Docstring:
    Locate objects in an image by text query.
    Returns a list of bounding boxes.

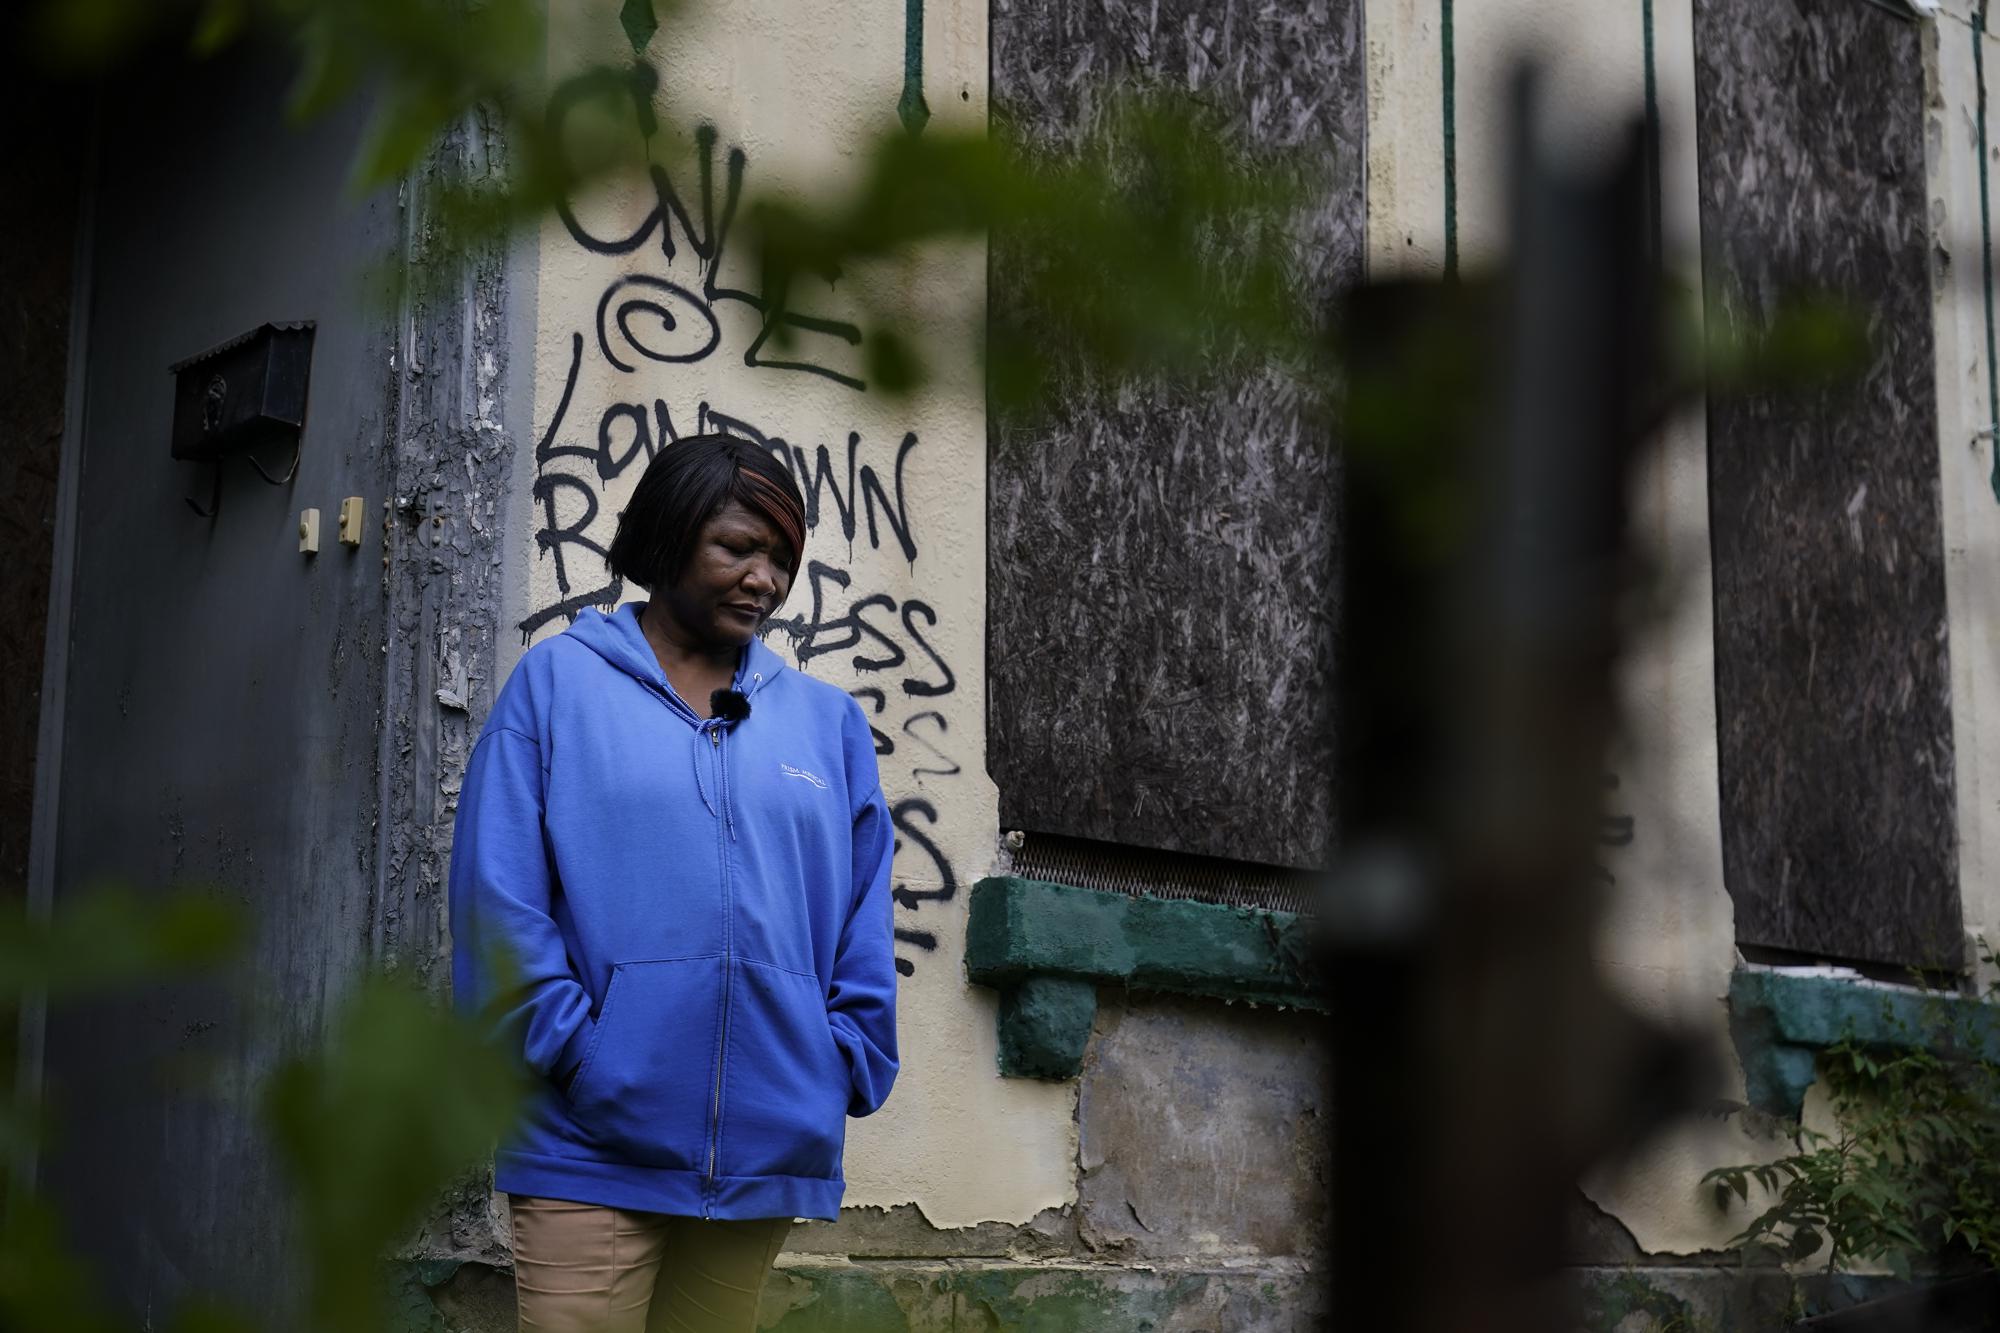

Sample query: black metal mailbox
[169,321,315,462]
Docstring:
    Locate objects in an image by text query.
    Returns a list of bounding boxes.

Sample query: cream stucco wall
[1928,1,2000,986]
[518,0,1075,1229]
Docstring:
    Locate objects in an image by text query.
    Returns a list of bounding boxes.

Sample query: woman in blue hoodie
[448,433,899,1332]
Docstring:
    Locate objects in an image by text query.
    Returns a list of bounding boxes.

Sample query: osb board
[987,0,1363,870]
[1694,0,1960,968]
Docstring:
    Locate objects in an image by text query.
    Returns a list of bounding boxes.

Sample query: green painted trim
[1641,0,1661,269]
[1441,0,1458,279]
[1728,970,2000,1118]
[1976,7,2000,503]
[965,877,1321,1079]
[996,975,1099,1080]
[967,877,1321,1005]
[899,0,930,136]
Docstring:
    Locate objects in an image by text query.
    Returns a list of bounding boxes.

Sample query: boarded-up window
[987,0,1364,871]
[1694,0,1960,968]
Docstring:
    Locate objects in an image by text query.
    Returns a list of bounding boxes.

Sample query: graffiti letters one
[519,91,960,976]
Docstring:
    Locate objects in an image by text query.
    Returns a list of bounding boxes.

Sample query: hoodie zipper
[705,722,730,1218]
[641,676,735,1218]
[699,677,756,1213]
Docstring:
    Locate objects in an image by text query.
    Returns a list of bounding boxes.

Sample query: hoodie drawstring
[690,724,718,819]
[718,725,736,842]
[689,719,738,840]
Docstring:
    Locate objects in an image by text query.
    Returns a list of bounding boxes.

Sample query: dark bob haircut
[605,433,808,592]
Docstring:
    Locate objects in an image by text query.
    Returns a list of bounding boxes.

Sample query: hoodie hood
[561,601,790,841]
[563,601,788,712]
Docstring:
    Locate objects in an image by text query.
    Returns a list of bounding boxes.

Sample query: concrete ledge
[408,1256,1323,1333]
[965,877,1320,1079]
[1727,969,2000,1118]
[763,1255,1323,1332]
[1572,1265,1920,1333]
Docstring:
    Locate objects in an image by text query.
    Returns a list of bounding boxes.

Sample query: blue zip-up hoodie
[447,601,899,1221]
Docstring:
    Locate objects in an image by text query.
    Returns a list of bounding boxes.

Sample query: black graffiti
[764,566,954,703]
[596,274,720,370]
[539,398,674,482]
[902,711,961,784]
[891,799,955,910]
[898,602,953,696]
[805,432,920,565]
[535,337,681,486]
[535,332,585,470]
[894,928,938,976]
[890,797,956,976]
[743,309,866,391]
[697,404,790,471]
[793,436,864,540]
[597,403,660,480]
[520,403,926,652]
[533,473,610,596]
[865,437,919,564]
[517,578,625,644]
[548,69,730,265]
[704,409,921,563]
[846,695,963,787]
[767,562,869,663]
[519,368,627,641]
[850,687,894,755]
[548,75,865,388]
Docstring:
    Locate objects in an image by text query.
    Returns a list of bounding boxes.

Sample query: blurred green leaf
[190,0,249,55]
[0,880,248,1002]
[742,89,1333,406]
[263,971,528,1333]
[0,1192,128,1333]
[30,0,167,69]
[1694,287,1869,396]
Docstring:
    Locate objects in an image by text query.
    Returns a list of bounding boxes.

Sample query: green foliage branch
[0,883,532,1333]
[1704,971,2000,1282]
[739,90,1334,409]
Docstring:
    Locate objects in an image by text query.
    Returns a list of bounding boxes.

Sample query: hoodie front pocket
[721,961,850,1181]
[566,955,723,1173]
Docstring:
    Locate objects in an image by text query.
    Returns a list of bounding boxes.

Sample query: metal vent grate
[1006,832,1321,916]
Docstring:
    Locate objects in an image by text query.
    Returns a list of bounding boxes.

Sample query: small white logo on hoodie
[780,763,829,790]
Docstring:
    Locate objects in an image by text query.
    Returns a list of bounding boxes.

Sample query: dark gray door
[41,44,393,1322]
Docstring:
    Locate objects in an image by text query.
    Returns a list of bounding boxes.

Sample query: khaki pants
[508,1195,792,1333]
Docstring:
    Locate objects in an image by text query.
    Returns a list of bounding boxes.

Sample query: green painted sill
[963,876,1322,1080]
[1729,969,2000,1119]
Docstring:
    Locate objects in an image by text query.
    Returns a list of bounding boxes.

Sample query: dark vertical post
[1325,70,1690,1330]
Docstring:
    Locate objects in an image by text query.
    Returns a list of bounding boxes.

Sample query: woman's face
[658,499,796,649]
